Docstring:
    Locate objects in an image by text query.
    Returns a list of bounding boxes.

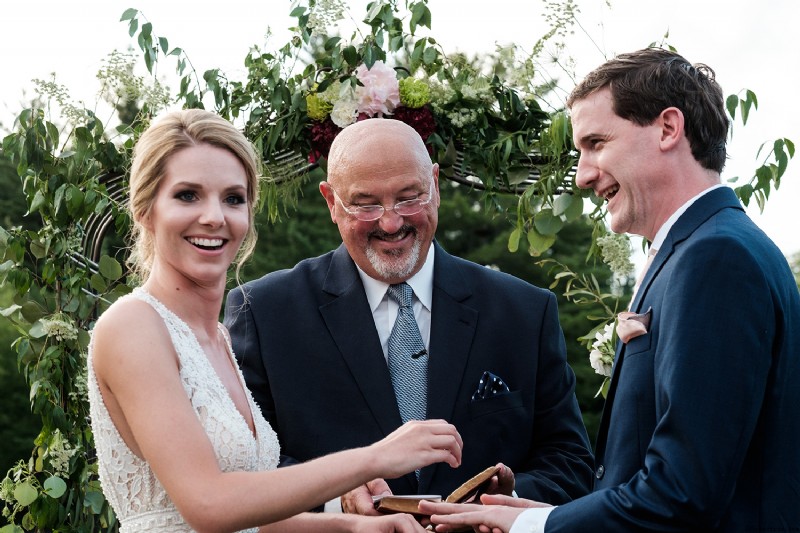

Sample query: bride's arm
[258,512,428,533]
[93,301,462,533]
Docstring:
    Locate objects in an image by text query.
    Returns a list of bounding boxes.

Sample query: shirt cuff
[509,506,556,533]
[323,497,343,513]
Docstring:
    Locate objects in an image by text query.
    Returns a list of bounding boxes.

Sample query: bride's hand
[418,500,528,533]
[371,420,462,478]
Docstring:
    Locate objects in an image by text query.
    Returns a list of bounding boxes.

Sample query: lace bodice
[87,289,280,532]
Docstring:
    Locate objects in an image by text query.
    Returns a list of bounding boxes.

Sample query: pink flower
[616,307,652,344]
[355,60,400,116]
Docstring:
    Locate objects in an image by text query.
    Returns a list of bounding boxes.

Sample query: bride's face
[143,142,250,287]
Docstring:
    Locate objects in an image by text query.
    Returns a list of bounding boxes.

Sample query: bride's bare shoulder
[92,296,173,369]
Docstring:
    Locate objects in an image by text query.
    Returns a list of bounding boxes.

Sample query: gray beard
[365,236,422,281]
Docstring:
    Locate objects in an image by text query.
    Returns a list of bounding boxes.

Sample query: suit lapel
[595,187,745,459]
[318,245,403,437]
[419,245,478,493]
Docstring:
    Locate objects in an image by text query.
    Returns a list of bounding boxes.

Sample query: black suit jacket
[225,242,593,502]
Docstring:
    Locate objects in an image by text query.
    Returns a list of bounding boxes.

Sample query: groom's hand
[342,478,392,516]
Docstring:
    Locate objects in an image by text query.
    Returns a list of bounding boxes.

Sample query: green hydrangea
[306,92,334,121]
[399,77,431,108]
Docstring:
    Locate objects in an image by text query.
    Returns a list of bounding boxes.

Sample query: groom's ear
[658,107,685,152]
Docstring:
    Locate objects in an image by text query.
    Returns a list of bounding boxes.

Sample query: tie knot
[388,282,413,308]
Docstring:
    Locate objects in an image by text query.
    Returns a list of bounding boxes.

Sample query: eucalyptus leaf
[13,481,38,507]
[527,228,556,256]
[91,273,108,293]
[563,195,584,221]
[533,209,564,236]
[83,491,106,514]
[43,476,68,499]
[552,194,573,216]
[120,8,138,21]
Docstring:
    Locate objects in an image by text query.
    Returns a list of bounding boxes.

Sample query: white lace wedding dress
[87,289,281,532]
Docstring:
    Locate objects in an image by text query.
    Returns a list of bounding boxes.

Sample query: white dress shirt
[324,250,435,513]
[356,249,435,359]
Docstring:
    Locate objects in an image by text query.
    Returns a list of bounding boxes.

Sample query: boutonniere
[616,307,652,344]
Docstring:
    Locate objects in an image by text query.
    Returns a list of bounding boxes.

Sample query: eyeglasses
[331,181,435,222]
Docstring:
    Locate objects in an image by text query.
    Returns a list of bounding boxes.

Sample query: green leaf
[342,46,358,66]
[84,490,106,514]
[159,36,169,54]
[508,227,521,253]
[324,36,341,51]
[527,228,556,256]
[99,255,123,281]
[289,6,306,17]
[66,185,84,215]
[422,46,437,65]
[533,208,564,236]
[28,190,46,215]
[507,166,529,185]
[564,195,584,221]
[13,481,38,506]
[552,194,573,216]
[30,240,47,259]
[0,524,25,532]
[120,7,138,21]
[128,18,138,38]
[725,94,738,120]
[91,273,108,293]
[43,476,67,499]
[29,320,47,339]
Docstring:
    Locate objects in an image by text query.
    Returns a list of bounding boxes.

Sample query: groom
[422,47,800,532]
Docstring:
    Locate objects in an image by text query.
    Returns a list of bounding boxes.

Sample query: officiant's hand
[342,478,391,516]
[482,463,515,497]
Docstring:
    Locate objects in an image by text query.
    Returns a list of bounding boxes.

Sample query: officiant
[224,118,594,514]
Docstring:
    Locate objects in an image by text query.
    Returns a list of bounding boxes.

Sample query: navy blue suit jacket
[547,187,800,531]
[225,242,593,503]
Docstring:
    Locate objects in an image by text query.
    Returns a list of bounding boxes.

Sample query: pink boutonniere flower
[616,307,652,344]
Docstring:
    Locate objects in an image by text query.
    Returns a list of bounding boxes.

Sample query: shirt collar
[651,184,724,251]
[357,246,435,313]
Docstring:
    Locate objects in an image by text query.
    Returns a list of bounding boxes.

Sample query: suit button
[595,464,605,479]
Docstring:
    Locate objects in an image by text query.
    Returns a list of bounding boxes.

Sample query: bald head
[327,119,433,187]
[319,117,440,284]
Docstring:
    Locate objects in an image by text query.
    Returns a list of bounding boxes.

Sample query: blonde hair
[127,109,261,281]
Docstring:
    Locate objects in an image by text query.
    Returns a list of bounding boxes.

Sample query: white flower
[331,87,358,128]
[40,313,78,342]
[596,233,634,278]
[589,323,615,377]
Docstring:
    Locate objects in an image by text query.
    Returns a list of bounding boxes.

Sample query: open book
[373,465,501,516]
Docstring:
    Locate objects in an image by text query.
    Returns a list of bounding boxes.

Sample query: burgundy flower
[391,105,436,142]
[308,118,342,162]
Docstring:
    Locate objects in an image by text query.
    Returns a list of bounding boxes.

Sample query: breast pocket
[468,390,524,420]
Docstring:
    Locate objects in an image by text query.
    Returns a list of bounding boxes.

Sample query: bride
[87,109,463,533]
